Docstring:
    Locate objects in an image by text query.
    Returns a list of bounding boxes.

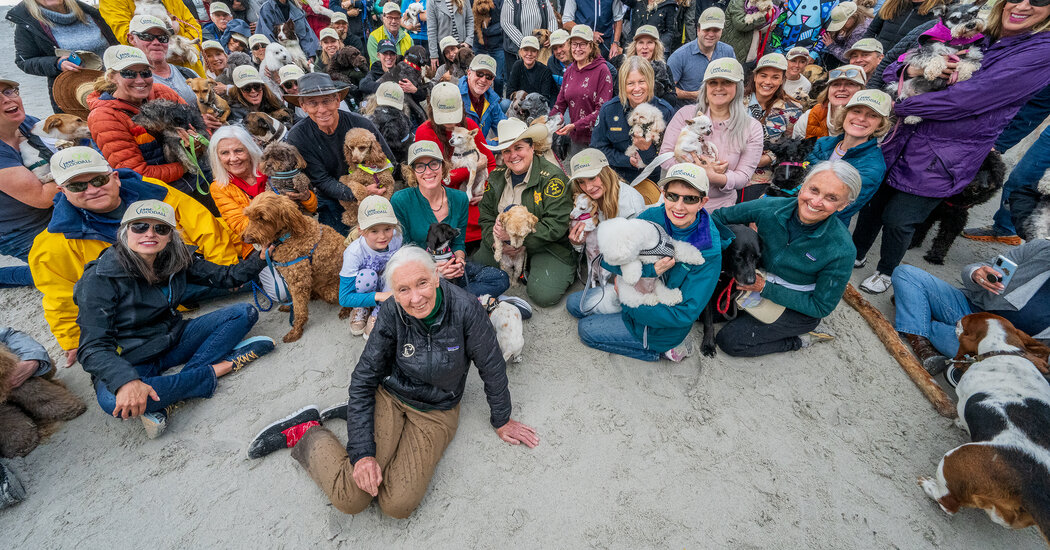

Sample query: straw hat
[53,69,104,120]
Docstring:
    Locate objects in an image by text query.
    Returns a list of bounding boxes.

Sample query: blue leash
[255,229,321,326]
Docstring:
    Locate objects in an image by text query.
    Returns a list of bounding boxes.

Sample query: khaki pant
[291,387,459,518]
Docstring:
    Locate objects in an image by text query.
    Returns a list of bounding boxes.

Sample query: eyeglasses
[119,68,153,80]
[412,159,443,173]
[129,222,173,235]
[302,96,338,109]
[132,31,170,43]
[1006,0,1050,5]
[61,173,111,193]
[664,190,702,205]
[252,43,267,50]
[474,71,495,81]
[241,83,264,93]
[570,41,590,50]
[829,68,863,81]
[1,88,19,98]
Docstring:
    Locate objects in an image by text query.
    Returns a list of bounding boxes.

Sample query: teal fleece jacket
[712,197,855,319]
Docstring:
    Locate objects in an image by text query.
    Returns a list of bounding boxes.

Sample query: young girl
[339,196,404,338]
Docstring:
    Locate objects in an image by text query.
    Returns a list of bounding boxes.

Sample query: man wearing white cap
[28,147,242,367]
[667,7,735,102]
[367,2,412,64]
[257,0,320,58]
[843,38,884,84]
[561,0,625,58]
[99,0,205,76]
[125,15,206,111]
[459,54,506,144]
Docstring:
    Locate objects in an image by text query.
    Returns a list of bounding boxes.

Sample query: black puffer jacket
[346,280,512,463]
[7,2,118,113]
[629,0,682,53]
[863,5,937,54]
[74,245,265,394]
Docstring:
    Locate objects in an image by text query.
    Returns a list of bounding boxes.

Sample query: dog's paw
[278,305,291,313]
[904,115,923,125]
[701,343,716,357]
[282,329,303,343]
[923,252,945,265]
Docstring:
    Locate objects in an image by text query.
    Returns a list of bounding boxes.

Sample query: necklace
[426,191,446,212]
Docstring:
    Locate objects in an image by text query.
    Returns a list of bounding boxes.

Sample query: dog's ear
[1017,330,1050,375]
[930,4,947,19]
[469,128,479,138]
[42,115,63,133]
[293,147,307,170]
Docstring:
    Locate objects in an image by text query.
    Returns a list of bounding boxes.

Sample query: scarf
[230,172,267,198]
[661,209,712,254]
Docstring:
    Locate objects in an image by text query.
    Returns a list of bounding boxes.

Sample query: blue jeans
[891,265,973,358]
[992,125,1050,235]
[566,290,660,362]
[94,303,258,415]
[994,83,1050,153]
[460,261,510,298]
[0,231,35,289]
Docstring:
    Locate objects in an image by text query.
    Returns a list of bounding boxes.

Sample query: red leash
[716,278,736,315]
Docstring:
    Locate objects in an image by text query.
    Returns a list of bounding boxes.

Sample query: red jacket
[414,118,497,243]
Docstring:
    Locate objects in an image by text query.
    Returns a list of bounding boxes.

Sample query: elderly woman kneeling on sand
[247,246,538,518]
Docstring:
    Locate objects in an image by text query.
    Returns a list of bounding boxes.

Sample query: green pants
[474,244,576,307]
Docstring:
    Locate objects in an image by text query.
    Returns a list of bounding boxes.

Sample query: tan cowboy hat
[53,69,103,120]
[489,118,548,151]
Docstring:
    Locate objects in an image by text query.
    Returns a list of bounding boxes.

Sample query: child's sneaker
[363,311,378,340]
[349,307,369,336]
[663,338,695,362]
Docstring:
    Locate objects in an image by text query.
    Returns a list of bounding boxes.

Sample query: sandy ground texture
[2,9,1049,547]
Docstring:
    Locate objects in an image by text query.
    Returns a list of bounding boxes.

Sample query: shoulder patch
[543,177,566,198]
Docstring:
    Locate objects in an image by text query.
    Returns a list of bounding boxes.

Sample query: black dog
[426,222,458,263]
[367,105,413,164]
[132,99,208,175]
[763,137,818,198]
[909,150,1007,264]
[378,45,430,121]
[516,93,550,124]
[701,224,762,357]
[328,46,369,105]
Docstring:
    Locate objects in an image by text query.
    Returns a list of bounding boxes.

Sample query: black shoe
[320,402,348,422]
[945,365,964,389]
[247,405,320,459]
[0,462,25,510]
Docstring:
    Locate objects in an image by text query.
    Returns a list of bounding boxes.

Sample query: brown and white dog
[919,312,1050,542]
[187,77,230,123]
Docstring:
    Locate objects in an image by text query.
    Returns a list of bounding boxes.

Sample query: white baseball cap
[845,37,884,57]
[407,140,443,165]
[430,82,463,125]
[233,65,265,87]
[703,57,744,83]
[330,12,348,23]
[210,2,232,15]
[845,89,892,117]
[320,28,340,42]
[755,53,788,71]
[657,163,709,193]
[569,25,594,43]
[50,146,112,186]
[249,34,270,49]
[128,14,170,34]
[786,46,811,61]
[568,148,610,183]
[520,36,540,51]
[439,36,458,53]
[201,40,225,53]
[826,2,857,32]
[121,199,176,227]
[469,54,498,76]
[549,29,569,46]
[358,195,398,229]
[376,81,405,110]
[103,45,150,71]
[382,1,401,14]
[698,7,725,30]
[278,64,305,85]
[634,25,660,40]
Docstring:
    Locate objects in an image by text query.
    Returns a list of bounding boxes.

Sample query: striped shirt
[501,0,558,50]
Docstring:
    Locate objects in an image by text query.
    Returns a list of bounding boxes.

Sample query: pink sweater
[660,105,763,212]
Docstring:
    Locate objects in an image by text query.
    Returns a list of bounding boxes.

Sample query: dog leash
[716,278,736,316]
[262,228,324,326]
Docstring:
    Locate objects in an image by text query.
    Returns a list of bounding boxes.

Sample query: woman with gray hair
[710,161,860,357]
[248,246,538,519]
[74,200,274,439]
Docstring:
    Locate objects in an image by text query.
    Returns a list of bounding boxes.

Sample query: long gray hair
[694,80,749,152]
[115,221,193,285]
[207,125,263,186]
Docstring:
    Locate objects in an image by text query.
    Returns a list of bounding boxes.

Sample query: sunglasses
[1006,0,1050,5]
[281,81,298,90]
[1,88,19,98]
[412,159,443,173]
[474,71,495,81]
[664,190,702,205]
[119,68,153,80]
[61,173,111,193]
[252,44,267,50]
[129,222,173,236]
[241,83,264,93]
[829,68,863,81]
[132,31,170,43]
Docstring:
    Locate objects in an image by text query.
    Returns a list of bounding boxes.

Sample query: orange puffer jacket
[86,84,187,184]
[211,175,318,257]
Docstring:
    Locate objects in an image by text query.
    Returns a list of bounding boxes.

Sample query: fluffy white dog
[479,295,524,363]
[596,218,705,307]
[401,2,425,31]
[624,103,666,159]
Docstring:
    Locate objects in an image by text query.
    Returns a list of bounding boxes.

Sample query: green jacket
[479,156,574,265]
[712,197,855,319]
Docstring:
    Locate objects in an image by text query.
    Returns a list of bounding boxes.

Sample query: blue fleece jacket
[203,19,251,52]
[458,75,505,145]
[806,135,886,224]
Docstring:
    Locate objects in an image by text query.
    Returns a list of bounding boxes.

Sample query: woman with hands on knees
[247,247,538,519]
[661,57,763,212]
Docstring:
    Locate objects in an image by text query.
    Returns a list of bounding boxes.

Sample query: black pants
[715,308,821,357]
[852,184,943,275]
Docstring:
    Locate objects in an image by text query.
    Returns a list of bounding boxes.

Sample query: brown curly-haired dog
[339,128,396,228]
[473,0,495,46]
[241,192,351,343]
[259,142,311,195]
[0,345,85,458]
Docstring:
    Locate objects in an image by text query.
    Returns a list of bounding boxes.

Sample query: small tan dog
[494,205,538,284]
[32,113,90,148]
[533,28,552,65]
[448,126,488,202]
[339,128,396,228]
[187,77,231,123]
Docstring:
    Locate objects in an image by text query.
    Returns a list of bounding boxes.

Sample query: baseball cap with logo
[549,29,570,46]
[755,53,788,71]
[103,45,150,71]
[376,81,405,110]
[568,148,610,183]
[703,57,744,83]
[320,28,340,42]
[249,34,270,49]
[634,25,660,40]
[49,146,111,186]
[121,199,177,227]
[129,15,170,34]
[430,82,463,125]
[407,140,443,165]
[520,36,540,51]
[377,38,397,54]
[469,54,498,76]
[439,36,458,53]
[278,64,305,85]
[358,195,398,229]
[827,64,867,85]
[233,65,265,88]
[210,2,232,15]
[201,40,225,53]
[845,89,892,117]
[657,162,709,194]
[382,1,401,14]
[786,46,811,61]
[698,7,725,30]
[330,12,348,24]
[826,2,857,32]
[845,37,884,57]
[569,24,594,43]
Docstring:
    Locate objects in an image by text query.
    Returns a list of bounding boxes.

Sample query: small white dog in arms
[570,194,597,233]
[624,103,666,160]
[479,295,524,363]
[401,2,425,31]
[448,127,488,202]
[596,218,705,307]
[674,112,718,164]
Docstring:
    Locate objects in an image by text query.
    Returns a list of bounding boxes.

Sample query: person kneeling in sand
[247,246,539,519]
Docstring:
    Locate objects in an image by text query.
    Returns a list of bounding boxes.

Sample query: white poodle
[624,103,667,159]
[596,218,705,307]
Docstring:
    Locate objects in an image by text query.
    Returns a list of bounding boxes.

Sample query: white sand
[1,11,1047,546]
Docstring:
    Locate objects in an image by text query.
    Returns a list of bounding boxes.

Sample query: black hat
[377,39,396,54]
[282,72,349,106]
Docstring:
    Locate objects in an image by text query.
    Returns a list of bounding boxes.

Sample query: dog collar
[779,161,809,168]
[949,349,1031,365]
[432,250,454,262]
[272,168,300,178]
[404,60,421,72]
[483,296,500,315]
[451,150,476,158]
[576,213,592,221]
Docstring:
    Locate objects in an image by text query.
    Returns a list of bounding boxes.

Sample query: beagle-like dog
[920,312,1050,541]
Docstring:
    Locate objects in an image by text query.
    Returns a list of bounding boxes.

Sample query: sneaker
[944,365,964,388]
[663,338,694,362]
[0,461,26,510]
[247,405,321,459]
[320,401,348,422]
[860,271,892,294]
[800,322,836,348]
[961,225,1022,245]
[363,312,378,340]
[224,336,276,371]
[349,307,369,335]
[141,410,168,439]
[498,294,533,320]
[854,257,867,269]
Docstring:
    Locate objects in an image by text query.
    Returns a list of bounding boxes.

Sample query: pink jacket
[660,105,764,211]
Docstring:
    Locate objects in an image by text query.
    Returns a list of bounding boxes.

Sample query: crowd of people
[2,0,1050,521]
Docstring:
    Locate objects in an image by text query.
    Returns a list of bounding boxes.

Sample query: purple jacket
[880,31,1050,198]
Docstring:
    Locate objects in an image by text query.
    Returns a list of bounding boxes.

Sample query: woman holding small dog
[661,58,764,212]
[568,163,722,362]
[549,25,615,158]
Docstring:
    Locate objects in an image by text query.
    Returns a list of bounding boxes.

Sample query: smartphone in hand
[992,255,1018,289]
[67,51,82,66]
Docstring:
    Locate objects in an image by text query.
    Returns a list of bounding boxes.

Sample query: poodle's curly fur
[241,192,351,342]
[339,128,398,228]
[0,345,85,459]
[259,142,311,196]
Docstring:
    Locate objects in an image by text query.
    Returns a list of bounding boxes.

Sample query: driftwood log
[842,284,957,418]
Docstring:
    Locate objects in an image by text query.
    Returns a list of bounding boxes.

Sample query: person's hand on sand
[113,379,160,419]
[353,456,382,496]
[496,419,539,448]
[64,348,78,367]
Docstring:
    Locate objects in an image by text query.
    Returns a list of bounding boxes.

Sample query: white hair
[207,125,263,186]
[806,160,863,203]
[695,80,749,152]
[383,246,438,290]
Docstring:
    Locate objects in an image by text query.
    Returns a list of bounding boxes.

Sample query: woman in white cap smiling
[226,65,294,125]
[743,53,803,198]
[791,64,866,139]
[661,57,764,212]
[313,27,343,73]
[549,25,615,158]
[611,25,677,108]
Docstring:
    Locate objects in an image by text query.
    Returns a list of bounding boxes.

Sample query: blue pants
[992,125,1050,235]
[994,83,1050,153]
[0,231,35,289]
[460,261,510,298]
[566,290,660,362]
[891,265,973,358]
[316,194,352,236]
[94,303,258,415]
